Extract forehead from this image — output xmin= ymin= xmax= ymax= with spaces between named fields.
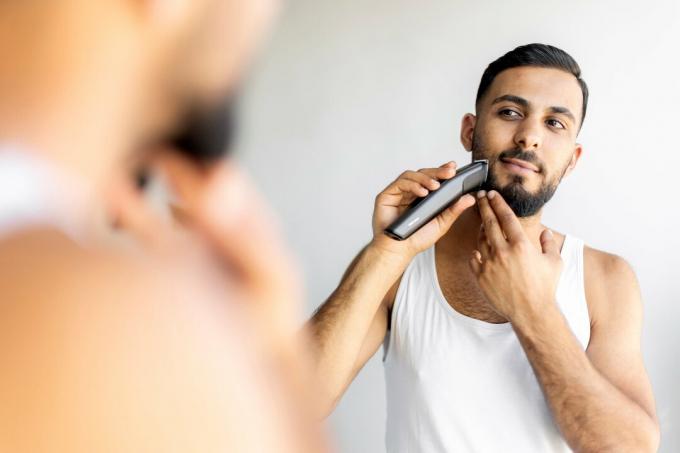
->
xmin=482 ymin=66 xmax=583 ymax=120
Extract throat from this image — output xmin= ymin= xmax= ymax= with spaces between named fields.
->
xmin=433 ymin=240 xmax=509 ymax=325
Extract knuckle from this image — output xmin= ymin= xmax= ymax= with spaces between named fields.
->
xmin=513 ymin=240 xmax=529 ymax=252
xmin=496 ymin=253 xmax=509 ymax=266
xmin=522 ymin=237 xmax=535 ymax=249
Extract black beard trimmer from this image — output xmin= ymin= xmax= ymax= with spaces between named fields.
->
xmin=384 ymin=160 xmax=488 ymax=241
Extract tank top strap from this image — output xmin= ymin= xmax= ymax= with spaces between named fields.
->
xmin=556 ymin=234 xmax=591 ymax=349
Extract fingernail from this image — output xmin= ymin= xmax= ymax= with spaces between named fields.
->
xmin=546 ymin=229 xmax=553 ymax=237
xmin=487 ymin=190 xmax=496 ymax=199
xmin=477 ymin=190 xmax=486 ymax=199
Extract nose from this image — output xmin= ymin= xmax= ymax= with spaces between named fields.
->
xmin=513 ymin=118 xmax=543 ymax=151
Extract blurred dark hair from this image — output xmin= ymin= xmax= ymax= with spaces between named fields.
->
xmin=475 ymin=43 xmax=588 ymax=128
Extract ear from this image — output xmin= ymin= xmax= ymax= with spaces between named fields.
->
xmin=562 ymin=143 xmax=583 ymax=178
xmin=460 ymin=113 xmax=477 ymax=152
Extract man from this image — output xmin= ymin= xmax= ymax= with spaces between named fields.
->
xmin=0 ymin=1 xmax=324 ymax=452
xmin=310 ymin=43 xmax=659 ymax=452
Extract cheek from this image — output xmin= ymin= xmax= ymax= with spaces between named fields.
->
xmin=543 ymin=131 xmax=572 ymax=149
xmin=542 ymin=147 xmax=574 ymax=177
xmin=476 ymin=119 xmax=517 ymax=157
xmin=531 ymin=165 xmax=563 ymax=193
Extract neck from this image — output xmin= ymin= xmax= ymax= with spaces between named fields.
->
xmin=438 ymin=205 xmax=548 ymax=257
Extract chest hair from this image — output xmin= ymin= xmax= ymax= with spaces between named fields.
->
xmin=434 ymin=248 xmax=509 ymax=324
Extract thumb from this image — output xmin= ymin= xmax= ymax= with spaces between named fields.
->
xmin=436 ymin=194 xmax=476 ymax=231
xmin=540 ymin=229 xmax=559 ymax=256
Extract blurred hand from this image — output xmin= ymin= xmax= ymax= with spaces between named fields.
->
xmin=371 ymin=161 xmax=476 ymax=260
xmin=159 ymin=152 xmax=303 ymax=339
xmin=106 ymin=149 xmax=303 ymax=346
xmin=104 ymin=149 xmax=326 ymax=452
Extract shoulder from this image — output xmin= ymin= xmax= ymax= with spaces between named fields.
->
xmin=0 ymin=228 xmax=150 ymax=291
xmin=583 ymin=245 xmax=639 ymax=290
xmin=0 ymin=228 xmax=219 ymax=314
xmin=0 ymin=229 xmax=305 ymax=452
xmin=582 ymin=245 xmax=642 ymax=329
xmin=0 ymin=227 xmax=252 ymax=387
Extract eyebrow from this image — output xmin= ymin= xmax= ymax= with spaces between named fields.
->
xmin=491 ymin=94 xmax=576 ymax=124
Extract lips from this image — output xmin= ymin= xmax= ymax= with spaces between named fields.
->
xmin=500 ymin=157 xmax=540 ymax=173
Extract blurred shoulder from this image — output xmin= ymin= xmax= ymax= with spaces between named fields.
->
xmin=0 ymin=228 xmax=152 ymax=289
xmin=0 ymin=227 xmax=218 ymax=313
xmin=0 ymin=229 xmax=302 ymax=453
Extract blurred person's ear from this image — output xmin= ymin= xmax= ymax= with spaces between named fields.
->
xmin=137 ymin=0 xmax=279 ymax=101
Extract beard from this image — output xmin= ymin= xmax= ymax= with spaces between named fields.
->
xmin=135 ymin=96 xmax=235 ymax=190
xmin=471 ymin=132 xmax=567 ymax=218
xmin=167 ymin=95 xmax=236 ymax=163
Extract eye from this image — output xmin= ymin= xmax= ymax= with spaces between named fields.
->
xmin=547 ymin=118 xmax=566 ymax=129
xmin=499 ymin=109 xmax=521 ymax=119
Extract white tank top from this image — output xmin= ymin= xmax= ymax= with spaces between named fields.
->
xmin=383 ymin=235 xmax=590 ymax=453
xmin=0 ymin=147 xmax=92 ymax=241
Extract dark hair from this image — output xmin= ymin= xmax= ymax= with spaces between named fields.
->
xmin=475 ymin=43 xmax=589 ymax=128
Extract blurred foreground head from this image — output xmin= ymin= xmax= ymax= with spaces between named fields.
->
xmin=0 ymin=0 xmax=277 ymax=182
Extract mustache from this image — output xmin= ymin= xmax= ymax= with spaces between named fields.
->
xmin=496 ymin=149 xmax=544 ymax=173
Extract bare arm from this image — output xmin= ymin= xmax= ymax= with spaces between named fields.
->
xmin=308 ymin=243 xmax=406 ymax=417
xmin=472 ymin=192 xmax=659 ymax=453
xmin=512 ymin=253 xmax=658 ymax=452
xmin=308 ymin=161 xmax=477 ymax=418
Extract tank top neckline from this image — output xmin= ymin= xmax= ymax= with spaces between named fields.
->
xmin=429 ymin=234 xmax=574 ymax=333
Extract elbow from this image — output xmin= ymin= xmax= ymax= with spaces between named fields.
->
xmin=642 ymin=420 xmax=661 ymax=453
xmin=633 ymin=414 xmax=661 ymax=453
xmin=310 ymin=371 xmax=346 ymax=420
xmin=313 ymin=388 xmax=342 ymax=420
xmin=577 ymin=418 xmax=660 ymax=453
xmin=310 ymin=361 xmax=356 ymax=420
xmin=616 ymin=419 xmax=660 ymax=453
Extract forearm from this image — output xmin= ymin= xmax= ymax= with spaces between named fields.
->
xmin=512 ymin=304 xmax=659 ymax=453
xmin=308 ymin=242 xmax=409 ymax=415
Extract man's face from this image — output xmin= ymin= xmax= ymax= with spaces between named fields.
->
xmin=466 ymin=66 xmax=583 ymax=217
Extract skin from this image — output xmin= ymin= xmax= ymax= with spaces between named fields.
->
xmin=0 ymin=1 xmax=327 ymax=452
xmin=309 ymin=66 xmax=659 ymax=451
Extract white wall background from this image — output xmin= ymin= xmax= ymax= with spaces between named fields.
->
xmin=236 ymin=1 xmax=680 ymax=451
